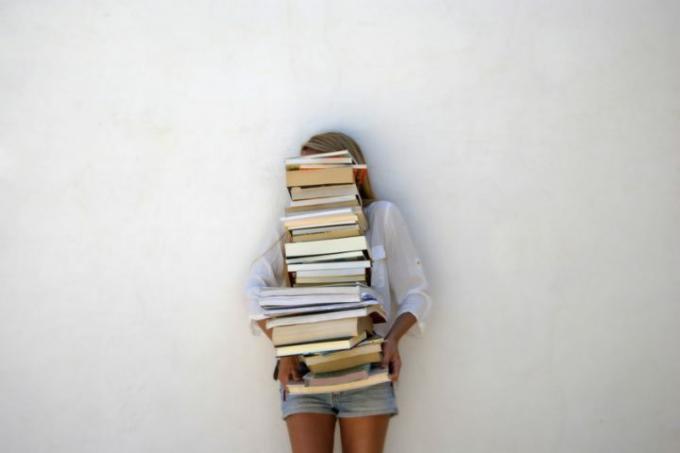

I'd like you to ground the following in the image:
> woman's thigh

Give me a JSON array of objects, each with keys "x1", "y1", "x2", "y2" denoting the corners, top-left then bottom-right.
[
  {"x1": 339, "y1": 414, "x2": 391, "y2": 453},
  {"x1": 285, "y1": 413, "x2": 337, "y2": 453}
]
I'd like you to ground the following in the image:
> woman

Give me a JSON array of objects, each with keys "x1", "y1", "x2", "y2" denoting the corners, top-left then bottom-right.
[{"x1": 245, "y1": 132, "x2": 432, "y2": 453}]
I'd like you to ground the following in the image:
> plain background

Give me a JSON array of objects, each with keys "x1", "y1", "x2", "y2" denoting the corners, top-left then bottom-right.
[{"x1": 1, "y1": 1, "x2": 679, "y2": 452}]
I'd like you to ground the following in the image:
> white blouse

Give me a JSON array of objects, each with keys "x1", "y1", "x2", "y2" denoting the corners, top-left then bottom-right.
[{"x1": 244, "y1": 200, "x2": 432, "y2": 338}]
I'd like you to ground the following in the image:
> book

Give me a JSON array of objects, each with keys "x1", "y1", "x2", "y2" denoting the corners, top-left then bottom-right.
[
  {"x1": 303, "y1": 338, "x2": 384, "y2": 365},
  {"x1": 286, "y1": 166, "x2": 368, "y2": 198},
  {"x1": 291, "y1": 226, "x2": 361, "y2": 242},
  {"x1": 286, "y1": 157, "x2": 356, "y2": 170},
  {"x1": 286, "y1": 167, "x2": 355, "y2": 188},
  {"x1": 303, "y1": 337, "x2": 385, "y2": 373},
  {"x1": 257, "y1": 284, "x2": 373, "y2": 297},
  {"x1": 285, "y1": 194, "x2": 361, "y2": 214},
  {"x1": 294, "y1": 274, "x2": 367, "y2": 285},
  {"x1": 275, "y1": 330, "x2": 368, "y2": 357},
  {"x1": 286, "y1": 250, "x2": 365, "y2": 264},
  {"x1": 287, "y1": 260, "x2": 371, "y2": 273},
  {"x1": 303, "y1": 363, "x2": 372, "y2": 386},
  {"x1": 287, "y1": 194, "x2": 361, "y2": 209},
  {"x1": 284, "y1": 235, "x2": 370, "y2": 258},
  {"x1": 258, "y1": 290, "x2": 369, "y2": 307},
  {"x1": 291, "y1": 149, "x2": 352, "y2": 159},
  {"x1": 261, "y1": 300, "x2": 379, "y2": 317},
  {"x1": 283, "y1": 214, "x2": 360, "y2": 231},
  {"x1": 285, "y1": 149, "x2": 354, "y2": 168},
  {"x1": 265, "y1": 304, "x2": 386, "y2": 329},
  {"x1": 290, "y1": 225, "x2": 362, "y2": 238},
  {"x1": 272, "y1": 316, "x2": 373, "y2": 346},
  {"x1": 306, "y1": 351, "x2": 383, "y2": 374},
  {"x1": 281, "y1": 206, "x2": 367, "y2": 232},
  {"x1": 286, "y1": 367, "x2": 390, "y2": 394},
  {"x1": 290, "y1": 183, "x2": 359, "y2": 201}
]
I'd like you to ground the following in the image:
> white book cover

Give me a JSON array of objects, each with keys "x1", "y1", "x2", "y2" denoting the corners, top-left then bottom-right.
[
  {"x1": 290, "y1": 184, "x2": 359, "y2": 201},
  {"x1": 286, "y1": 250, "x2": 364, "y2": 264},
  {"x1": 281, "y1": 207, "x2": 355, "y2": 221},
  {"x1": 295, "y1": 268, "x2": 367, "y2": 277},
  {"x1": 262, "y1": 300, "x2": 378, "y2": 317},
  {"x1": 266, "y1": 305, "x2": 385, "y2": 328},
  {"x1": 291, "y1": 225, "x2": 359, "y2": 235},
  {"x1": 284, "y1": 235, "x2": 369, "y2": 258},
  {"x1": 285, "y1": 150, "x2": 351, "y2": 161},
  {"x1": 287, "y1": 260, "x2": 371, "y2": 272},
  {"x1": 257, "y1": 283, "x2": 368, "y2": 297},
  {"x1": 258, "y1": 294, "x2": 363, "y2": 307},
  {"x1": 288, "y1": 194, "x2": 358, "y2": 208}
]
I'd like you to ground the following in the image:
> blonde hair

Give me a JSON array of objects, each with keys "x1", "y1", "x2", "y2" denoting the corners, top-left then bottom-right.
[{"x1": 301, "y1": 131, "x2": 377, "y2": 206}]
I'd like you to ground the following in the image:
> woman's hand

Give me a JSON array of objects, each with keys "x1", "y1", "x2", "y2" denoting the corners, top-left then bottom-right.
[
  {"x1": 277, "y1": 356, "x2": 302, "y2": 389},
  {"x1": 380, "y1": 312, "x2": 416, "y2": 381},
  {"x1": 381, "y1": 337, "x2": 402, "y2": 381}
]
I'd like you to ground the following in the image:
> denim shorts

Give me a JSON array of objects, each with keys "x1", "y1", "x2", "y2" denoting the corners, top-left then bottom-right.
[{"x1": 280, "y1": 381, "x2": 399, "y2": 419}]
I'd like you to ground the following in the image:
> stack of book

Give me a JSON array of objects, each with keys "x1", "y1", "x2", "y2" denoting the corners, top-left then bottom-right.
[{"x1": 256, "y1": 150, "x2": 390, "y2": 394}]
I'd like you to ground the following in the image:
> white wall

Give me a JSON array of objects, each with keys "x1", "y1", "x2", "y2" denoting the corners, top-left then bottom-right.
[{"x1": 1, "y1": 1, "x2": 679, "y2": 452}]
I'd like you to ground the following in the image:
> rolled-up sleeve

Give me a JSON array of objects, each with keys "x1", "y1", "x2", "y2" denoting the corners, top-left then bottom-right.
[
  {"x1": 384, "y1": 202, "x2": 432, "y2": 337},
  {"x1": 243, "y1": 224, "x2": 287, "y2": 336}
]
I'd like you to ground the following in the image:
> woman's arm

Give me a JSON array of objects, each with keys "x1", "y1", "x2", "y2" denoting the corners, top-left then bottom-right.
[
  {"x1": 381, "y1": 202, "x2": 433, "y2": 380},
  {"x1": 383, "y1": 202, "x2": 433, "y2": 336},
  {"x1": 257, "y1": 318, "x2": 302, "y2": 391},
  {"x1": 386, "y1": 312, "x2": 417, "y2": 342},
  {"x1": 245, "y1": 226, "x2": 303, "y2": 390},
  {"x1": 381, "y1": 312, "x2": 416, "y2": 381}
]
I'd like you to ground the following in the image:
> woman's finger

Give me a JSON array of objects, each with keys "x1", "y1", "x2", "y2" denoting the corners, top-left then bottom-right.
[
  {"x1": 381, "y1": 349, "x2": 391, "y2": 368},
  {"x1": 291, "y1": 360, "x2": 301, "y2": 381},
  {"x1": 393, "y1": 357, "x2": 402, "y2": 380},
  {"x1": 279, "y1": 367, "x2": 289, "y2": 386}
]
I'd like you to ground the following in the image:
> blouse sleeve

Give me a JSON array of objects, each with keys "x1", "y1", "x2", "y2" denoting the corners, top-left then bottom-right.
[
  {"x1": 243, "y1": 223, "x2": 287, "y2": 336},
  {"x1": 383, "y1": 202, "x2": 433, "y2": 337}
]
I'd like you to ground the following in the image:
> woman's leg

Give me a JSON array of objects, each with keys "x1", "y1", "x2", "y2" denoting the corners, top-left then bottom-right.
[
  {"x1": 285, "y1": 413, "x2": 337, "y2": 453},
  {"x1": 339, "y1": 415, "x2": 390, "y2": 453}
]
